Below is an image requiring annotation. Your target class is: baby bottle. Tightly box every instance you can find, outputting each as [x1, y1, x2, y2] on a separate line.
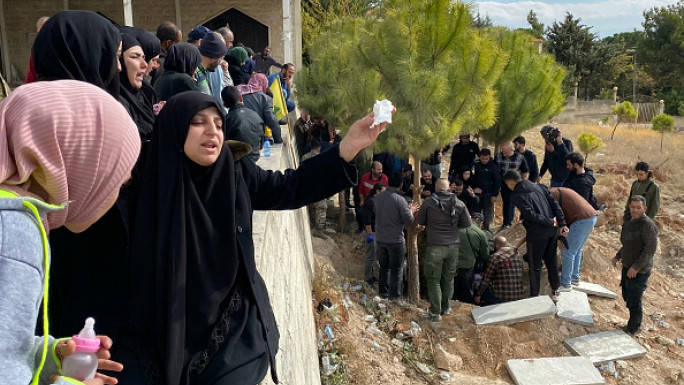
[61, 317, 100, 381]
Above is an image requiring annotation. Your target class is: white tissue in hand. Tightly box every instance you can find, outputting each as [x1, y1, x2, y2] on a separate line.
[371, 99, 394, 129]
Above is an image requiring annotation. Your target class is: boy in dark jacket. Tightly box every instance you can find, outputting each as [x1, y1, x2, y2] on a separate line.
[472, 148, 500, 231]
[223, 86, 264, 161]
[505, 170, 568, 298]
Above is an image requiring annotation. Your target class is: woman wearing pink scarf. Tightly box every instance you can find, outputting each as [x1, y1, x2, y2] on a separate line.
[238, 73, 283, 143]
[0, 80, 141, 385]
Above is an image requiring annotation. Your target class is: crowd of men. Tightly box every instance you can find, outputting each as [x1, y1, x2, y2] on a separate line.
[340, 126, 660, 333]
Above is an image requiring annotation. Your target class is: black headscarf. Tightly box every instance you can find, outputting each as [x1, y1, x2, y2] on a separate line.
[129, 91, 239, 385]
[119, 33, 156, 140]
[164, 43, 202, 76]
[118, 26, 161, 64]
[33, 11, 121, 98]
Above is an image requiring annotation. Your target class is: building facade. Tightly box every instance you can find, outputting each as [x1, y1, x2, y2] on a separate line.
[0, 0, 302, 86]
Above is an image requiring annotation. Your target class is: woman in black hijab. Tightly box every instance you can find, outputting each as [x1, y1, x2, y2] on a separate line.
[119, 26, 162, 102]
[33, 10, 121, 98]
[153, 43, 202, 100]
[115, 91, 385, 385]
[118, 33, 156, 141]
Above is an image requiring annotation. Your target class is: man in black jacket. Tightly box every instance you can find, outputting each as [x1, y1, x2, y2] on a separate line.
[505, 170, 568, 298]
[472, 149, 500, 231]
[539, 126, 573, 187]
[449, 134, 480, 179]
[564, 152, 599, 208]
[513, 136, 539, 183]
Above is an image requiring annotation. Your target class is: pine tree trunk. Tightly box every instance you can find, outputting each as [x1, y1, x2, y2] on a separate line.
[406, 154, 422, 304]
[338, 191, 346, 233]
[611, 122, 619, 139]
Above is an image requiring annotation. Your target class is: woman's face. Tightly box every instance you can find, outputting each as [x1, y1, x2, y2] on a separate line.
[145, 54, 160, 77]
[124, 45, 147, 89]
[462, 170, 471, 180]
[636, 170, 648, 182]
[184, 107, 224, 166]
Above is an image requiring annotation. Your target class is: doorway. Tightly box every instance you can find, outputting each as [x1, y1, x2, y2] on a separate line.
[203, 8, 269, 53]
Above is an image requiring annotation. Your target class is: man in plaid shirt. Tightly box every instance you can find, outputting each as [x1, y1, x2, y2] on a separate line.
[474, 236, 525, 304]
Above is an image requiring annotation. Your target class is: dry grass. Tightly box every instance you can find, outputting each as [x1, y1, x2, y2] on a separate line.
[524, 123, 684, 186]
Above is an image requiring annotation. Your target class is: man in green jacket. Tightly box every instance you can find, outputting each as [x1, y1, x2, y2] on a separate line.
[623, 162, 660, 222]
[613, 195, 658, 334]
[453, 214, 491, 303]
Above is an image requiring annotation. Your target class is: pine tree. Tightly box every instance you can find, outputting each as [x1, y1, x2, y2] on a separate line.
[297, 0, 507, 303]
[577, 132, 603, 166]
[479, 29, 565, 147]
[610, 101, 638, 139]
[545, 13, 596, 95]
[651, 113, 675, 150]
[527, 10, 544, 39]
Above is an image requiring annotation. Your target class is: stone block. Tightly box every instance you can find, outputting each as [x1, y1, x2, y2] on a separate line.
[472, 296, 557, 326]
[507, 357, 605, 385]
[563, 330, 647, 365]
[573, 282, 618, 299]
[556, 291, 594, 326]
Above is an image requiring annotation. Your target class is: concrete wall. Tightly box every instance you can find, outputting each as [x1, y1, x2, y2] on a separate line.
[253, 128, 321, 385]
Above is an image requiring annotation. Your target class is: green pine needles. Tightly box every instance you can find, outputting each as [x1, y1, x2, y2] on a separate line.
[296, 0, 567, 161]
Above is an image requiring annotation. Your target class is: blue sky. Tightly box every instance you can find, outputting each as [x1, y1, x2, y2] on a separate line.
[473, 0, 677, 38]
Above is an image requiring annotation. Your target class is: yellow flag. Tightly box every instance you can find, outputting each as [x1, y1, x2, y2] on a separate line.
[269, 78, 288, 121]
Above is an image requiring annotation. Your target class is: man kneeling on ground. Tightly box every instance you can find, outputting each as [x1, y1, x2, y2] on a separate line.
[474, 236, 525, 305]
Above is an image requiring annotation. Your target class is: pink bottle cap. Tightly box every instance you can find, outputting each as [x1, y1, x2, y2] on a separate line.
[71, 335, 101, 353]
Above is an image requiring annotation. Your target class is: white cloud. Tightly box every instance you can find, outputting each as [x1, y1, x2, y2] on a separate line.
[475, 0, 676, 37]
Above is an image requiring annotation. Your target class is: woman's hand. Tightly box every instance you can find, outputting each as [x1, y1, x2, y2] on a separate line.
[339, 111, 392, 162]
[55, 336, 124, 384]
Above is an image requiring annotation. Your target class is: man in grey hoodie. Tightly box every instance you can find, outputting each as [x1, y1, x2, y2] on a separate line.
[417, 178, 472, 321]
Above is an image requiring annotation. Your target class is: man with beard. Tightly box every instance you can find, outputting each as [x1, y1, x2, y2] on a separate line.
[564, 152, 601, 209]
[197, 32, 227, 98]
[254, 46, 283, 75]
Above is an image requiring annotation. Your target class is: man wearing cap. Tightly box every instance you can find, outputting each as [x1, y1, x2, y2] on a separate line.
[197, 32, 228, 102]
[188, 25, 211, 46]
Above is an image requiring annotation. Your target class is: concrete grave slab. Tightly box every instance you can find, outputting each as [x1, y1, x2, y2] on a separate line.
[573, 282, 618, 299]
[507, 357, 605, 385]
[472, 296, 557, 326]
[563, 330, 647, 365]
[556, 291, 594, 326]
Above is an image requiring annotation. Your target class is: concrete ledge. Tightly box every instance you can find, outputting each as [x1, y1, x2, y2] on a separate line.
[254, 128, 321, 385]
